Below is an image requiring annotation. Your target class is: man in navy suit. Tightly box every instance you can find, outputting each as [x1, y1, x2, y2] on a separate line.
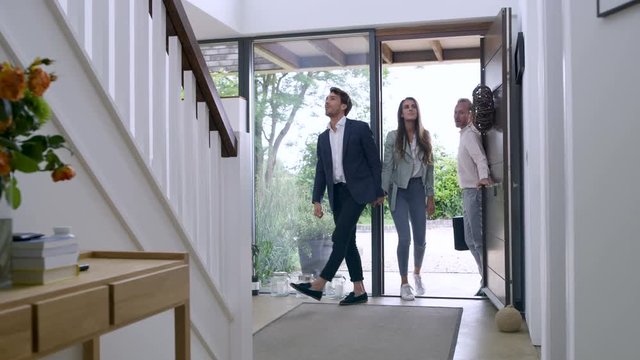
[291, 87, 385, 305]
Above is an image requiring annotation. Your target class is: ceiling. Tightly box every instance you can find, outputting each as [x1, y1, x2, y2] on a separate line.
[200, 22, 490, 73]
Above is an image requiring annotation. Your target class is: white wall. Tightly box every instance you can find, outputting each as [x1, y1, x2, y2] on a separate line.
[518, 0, 571, 358]
[515, 0, 544, 348]
[187, 0, 516, 39]
[239, 0, 514, 35]
[519, 1, 640, 358]
[184, 0, 241, 39]
[562, 1, 640, 359]
[0, 2, 251, 358]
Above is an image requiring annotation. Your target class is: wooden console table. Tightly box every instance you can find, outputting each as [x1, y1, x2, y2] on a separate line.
[0, 251, 190, 360]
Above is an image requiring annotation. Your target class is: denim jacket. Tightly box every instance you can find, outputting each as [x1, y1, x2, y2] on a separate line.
[381, 130, 434, 211]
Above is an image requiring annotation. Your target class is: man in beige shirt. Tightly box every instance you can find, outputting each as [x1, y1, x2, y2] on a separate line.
[454, 98, 492, 296]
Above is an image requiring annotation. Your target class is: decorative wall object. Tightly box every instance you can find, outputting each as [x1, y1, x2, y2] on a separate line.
[515, 32, 525, 85]
[597, 0, 640, 17]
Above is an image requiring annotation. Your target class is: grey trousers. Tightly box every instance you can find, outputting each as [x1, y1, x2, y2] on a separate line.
[462, 188, 484, 277]
[390, 177, 427, 277]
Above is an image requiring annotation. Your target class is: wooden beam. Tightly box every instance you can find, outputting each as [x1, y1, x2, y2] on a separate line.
[254, 43, 299, 70]
[393, 47, 480, 64]
[376, 21, 493, 40]
[431, 40, 444, 62]
[381, 43, 394, 64]
[309, 39, 346, 66]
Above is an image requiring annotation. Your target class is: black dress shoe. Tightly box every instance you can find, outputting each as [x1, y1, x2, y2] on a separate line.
[339, 292, 368, 305]
[290, 282, 322, 301]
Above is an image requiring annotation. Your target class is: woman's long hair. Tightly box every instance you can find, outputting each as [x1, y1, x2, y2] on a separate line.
[395, 97, 433, 165]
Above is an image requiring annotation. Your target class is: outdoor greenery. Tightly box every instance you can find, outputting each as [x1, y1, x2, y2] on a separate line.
[253, 169, 299, 281]
[293, 136, 335, 257]
[433, 143, 463, 219]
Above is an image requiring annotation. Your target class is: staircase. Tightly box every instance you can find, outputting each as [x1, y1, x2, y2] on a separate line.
[0, 1, 252, 359]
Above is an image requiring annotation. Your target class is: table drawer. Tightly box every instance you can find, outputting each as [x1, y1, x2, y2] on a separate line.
[34, 286, 109, 353]
[0, 305, 31, 360]
[111, 265, 188, 326]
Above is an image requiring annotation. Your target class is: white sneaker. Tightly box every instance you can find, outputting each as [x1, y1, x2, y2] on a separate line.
[400, 284, 415, 301]
[414, 274, 425, 296]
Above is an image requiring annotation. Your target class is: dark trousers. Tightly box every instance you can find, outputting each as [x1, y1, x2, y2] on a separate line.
[319, 183, 366, 282]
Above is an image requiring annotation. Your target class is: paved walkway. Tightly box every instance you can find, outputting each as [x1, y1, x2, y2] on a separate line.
[354, 221, 478, 274]
[336, 222, 483, 298]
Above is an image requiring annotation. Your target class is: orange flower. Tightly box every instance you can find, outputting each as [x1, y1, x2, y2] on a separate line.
[0, 63, 26, 101]
[0, 150, 11, 176]
[27, 67, 52, 97]
[51, 165, 76, 182]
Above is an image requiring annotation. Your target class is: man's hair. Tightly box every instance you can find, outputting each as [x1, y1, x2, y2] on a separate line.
[456, 98, 473, 112]
[330, 87, 353, 116]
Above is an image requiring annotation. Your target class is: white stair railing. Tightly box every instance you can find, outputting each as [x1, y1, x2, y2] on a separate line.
[53, 0, 236, 287]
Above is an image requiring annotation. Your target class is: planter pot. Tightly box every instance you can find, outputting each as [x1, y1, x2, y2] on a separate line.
[298, 235, 332, 277]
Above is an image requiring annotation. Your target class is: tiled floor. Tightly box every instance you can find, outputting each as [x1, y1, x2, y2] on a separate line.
[253, 294, 541, 360]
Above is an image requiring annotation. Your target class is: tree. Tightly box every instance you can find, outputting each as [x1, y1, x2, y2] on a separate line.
[254, 69, 371, 194]
[256, 72, 315, 192]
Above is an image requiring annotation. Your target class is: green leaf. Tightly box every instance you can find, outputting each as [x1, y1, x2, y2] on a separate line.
[44, 150, 62, 171]
[10, 151, 40, 173]
[5, 177, 21, 209]
[20, 141, 45, 162]
[24, 135, 48, 147]
[0, 137, 19, 151]
[48, 135, 66, 147]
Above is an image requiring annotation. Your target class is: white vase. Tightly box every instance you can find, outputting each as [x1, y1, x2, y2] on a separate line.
[0, 200, 12, 288]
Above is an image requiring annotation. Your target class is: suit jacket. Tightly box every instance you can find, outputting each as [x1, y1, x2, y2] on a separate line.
[381, 130, 434, 211]
[312, 119, 384, 211]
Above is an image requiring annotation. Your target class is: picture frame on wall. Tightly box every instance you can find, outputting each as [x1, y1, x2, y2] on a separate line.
[597, 0, 640, 17]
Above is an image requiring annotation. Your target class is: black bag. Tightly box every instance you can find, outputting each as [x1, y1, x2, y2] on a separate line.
[452, 216, 469, 251]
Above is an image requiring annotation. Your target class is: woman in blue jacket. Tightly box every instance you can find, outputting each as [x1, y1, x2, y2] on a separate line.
[382, 97, 435, 300]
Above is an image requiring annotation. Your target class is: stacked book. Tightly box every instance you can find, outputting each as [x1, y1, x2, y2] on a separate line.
[11, 230, 79, 285]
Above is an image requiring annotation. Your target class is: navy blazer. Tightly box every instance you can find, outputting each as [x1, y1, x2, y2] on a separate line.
[312, 119, 385, 211]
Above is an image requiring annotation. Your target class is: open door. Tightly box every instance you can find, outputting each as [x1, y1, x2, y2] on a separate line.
[480, 8, 523, 309]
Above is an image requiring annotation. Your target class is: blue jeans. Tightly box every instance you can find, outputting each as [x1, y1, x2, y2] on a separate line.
[390, 177, 426, 277]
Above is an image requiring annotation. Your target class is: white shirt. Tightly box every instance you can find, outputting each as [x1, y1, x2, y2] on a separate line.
[457, 124, 490, 188]
[328, 116, 346, 184]
[409, 134, 423, 178]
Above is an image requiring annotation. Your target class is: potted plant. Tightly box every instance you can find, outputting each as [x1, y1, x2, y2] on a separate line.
[0, 57, 75, 287]
[294, 197, 334, 277]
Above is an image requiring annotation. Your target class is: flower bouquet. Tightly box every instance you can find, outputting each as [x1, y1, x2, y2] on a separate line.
[0, 57, 75, 209]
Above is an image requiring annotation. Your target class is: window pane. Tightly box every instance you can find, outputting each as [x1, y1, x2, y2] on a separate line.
[200, 42, 239, 97]
[252, 34, 372, 292]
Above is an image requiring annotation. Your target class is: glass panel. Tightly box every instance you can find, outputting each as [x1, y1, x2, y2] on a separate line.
[381, 59, 481, 298]
[252, 33, 372, 294]
[200, 42, 239, 97]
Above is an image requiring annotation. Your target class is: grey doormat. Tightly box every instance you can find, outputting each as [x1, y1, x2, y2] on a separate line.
[254, 303, 463, 360]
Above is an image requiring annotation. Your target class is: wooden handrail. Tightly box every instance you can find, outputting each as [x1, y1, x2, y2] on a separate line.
[161, 0, 238, 157]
